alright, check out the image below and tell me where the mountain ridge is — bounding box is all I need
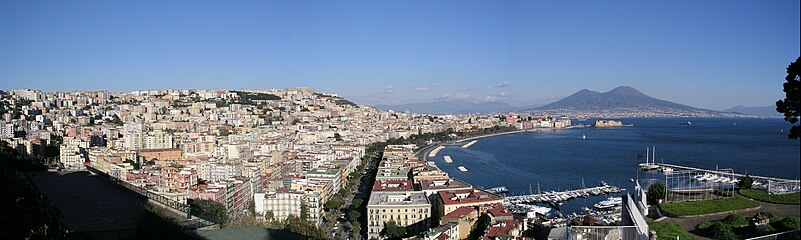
[533,86,705,111]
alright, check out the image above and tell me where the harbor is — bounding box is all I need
[504,183,625,205]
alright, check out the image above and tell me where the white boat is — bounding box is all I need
[443,155,453,163]
[458,166,469,172]
[582,134,586,139]
[594,197,623,209]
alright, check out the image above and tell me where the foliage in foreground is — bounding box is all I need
[740,189,800,205]
[189,199,230,225]
[659,197,759,217]
[647,221,700,240]
[775,56,801,139]
[697,213,800,239]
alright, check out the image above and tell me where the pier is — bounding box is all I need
[461,140,478,149]
[504,184,625,205]
[655,163,800,184]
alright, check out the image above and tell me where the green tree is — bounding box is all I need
[738,175,754,189]
[722,214,748,227]
[348,211,361,223]
[382,221,407,239]
[647,182,667,204]
[190,199,229,225]
[334,132,343,141]
[324,196,345,210]
[780,216,800,230]
[300,200,309,221]
[352,198,364,209]
[264,210,275,221]
[709,222,737,240]
[776,56,801,139]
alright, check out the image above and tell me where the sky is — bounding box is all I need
[1,0,798,110]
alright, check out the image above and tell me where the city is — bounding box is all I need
[1,1,799,240]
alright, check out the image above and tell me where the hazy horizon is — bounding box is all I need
[1,0,799,110]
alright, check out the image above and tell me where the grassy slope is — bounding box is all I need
[740,189,800,205]
[648,221,701,240]
[660,198,760,217]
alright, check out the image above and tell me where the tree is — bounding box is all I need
[348,211,361,223]
[382,221,407,239]
[738,175,754,189]
[324,196,345,210]
[299,200,309,221]
[352,198,364,209]
[189,199,229,225]
[709,222,737,240]
[264,210,275,221]
[776,56,801,139]
[334,132,343,141]
[647,182,667,204]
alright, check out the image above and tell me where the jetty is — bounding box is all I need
[443,155,454,163]
[504,184,625,205]
[461,140,478,149]
[428,146,445,157]
[655,163,800,184]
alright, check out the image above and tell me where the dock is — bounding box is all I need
[461,140,478,149]
[655,163,800,183]
[428,146,445,157]
[504,184,625,205]
[443,155,453,163]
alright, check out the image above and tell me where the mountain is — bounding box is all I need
[374,100,525,114]
[534,86,704,111]
[724,105,782,117]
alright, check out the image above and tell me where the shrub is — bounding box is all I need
[722,214,749,227]
[648,182,667,204]
[709,222,737,240]
[738,176,753,189]
[780,216,801,230]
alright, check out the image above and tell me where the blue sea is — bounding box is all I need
[432,118,800,214]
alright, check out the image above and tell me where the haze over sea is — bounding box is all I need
[432,118,800,213]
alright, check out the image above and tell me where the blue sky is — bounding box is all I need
[1,0,798,110]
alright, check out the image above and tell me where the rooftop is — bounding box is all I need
[418,178,472,191]
[368,191,430,206]
[372,179,414,192]
[438,188,503,206]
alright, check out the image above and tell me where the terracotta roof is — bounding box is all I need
[442,206,477,220]
[438,188,503,206]
[372,179,413,192]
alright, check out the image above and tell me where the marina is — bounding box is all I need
[443,155,453,163]
[504,183,625,205]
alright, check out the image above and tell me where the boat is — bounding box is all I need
[443,155,453,163]
[594,197,623,209]
[458,166,469,172]
[639,146,660,171]
[679,121,692,126]
[582,134,586,139]
[487,186,509,194]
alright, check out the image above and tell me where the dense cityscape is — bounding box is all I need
[2,1,799,240]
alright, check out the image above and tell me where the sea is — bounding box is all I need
[431,117,800,214]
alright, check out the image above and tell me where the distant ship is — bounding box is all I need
[679,121,692,126]
[582,134,586,140]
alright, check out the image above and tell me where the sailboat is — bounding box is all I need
[638,146,660,171]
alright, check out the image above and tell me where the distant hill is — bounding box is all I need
[534,86,705,112]
[374,100,529,114]
[724,105,782,117]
